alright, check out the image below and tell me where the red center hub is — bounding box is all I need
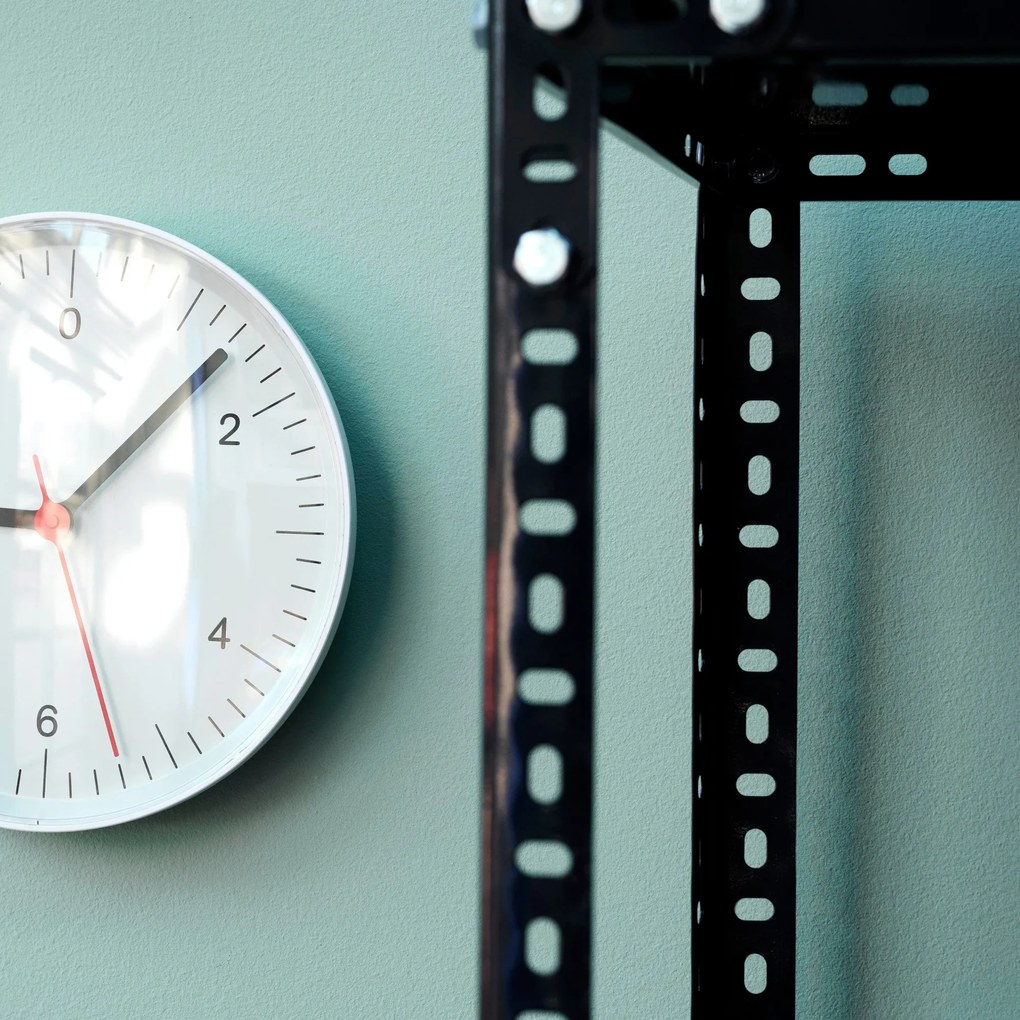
[34,498,71,544]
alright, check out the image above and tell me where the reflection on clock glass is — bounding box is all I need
[0,213,355,831]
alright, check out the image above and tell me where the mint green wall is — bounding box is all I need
[0,5,1015,1019]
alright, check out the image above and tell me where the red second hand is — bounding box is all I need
[32,454,119,758]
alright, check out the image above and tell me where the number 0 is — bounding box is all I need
[59,307,81,340]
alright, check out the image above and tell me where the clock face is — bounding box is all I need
[0,213,355,831]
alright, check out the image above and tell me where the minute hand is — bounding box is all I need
[64,348,228,513]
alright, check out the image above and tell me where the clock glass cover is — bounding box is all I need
[0,212,355,830]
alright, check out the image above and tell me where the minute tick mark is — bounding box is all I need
[240,644,282,673]
[290,446,315,456]
[291,584,316,593]
[227,698,246,719]
[121,255,129,281]
[283,419,306,430]
[155,723,178,769]
[209,304,226,325]
[177,288,204,331]
[259,367,282,384]
[276,530,324,536]
[299,503,324,509]
[253,392,295,418]
[296,557,321,564]
[142,756,152,780]
[243,678,265,696]
[167,274,180,298]
[283,610,307,621]
[244,344,265,362]
[68,772,73,799]
[296,474,321,482]
[118,764,126,789]
[94,769,100,795]
[15,769,21,795]
[188,731,202,754]
[228,323,247,343]
[18,254,24,279]
[69,249,76,298]
[272,634,295,647]
[42,748,48,798]
[208,716,225,738]
[45,250,50,276]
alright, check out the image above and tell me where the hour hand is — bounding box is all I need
[0,507,36,530]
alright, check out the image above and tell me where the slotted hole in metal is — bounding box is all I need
[749,331,772,371]
[889,153,927,176]
[523,158,577,183]
[747,579,770,618]
[525,917,561,976]
[517,668,574,705]
[520,499,575,535]
[736,897,775,921]
[749,208,772,247]
[891,83,929,106]
[810,154,867,176]
[515,840,573,878]
[740,400,779,423]
[533,67,568,121]
[740,524,779,548]
[738,648,777,673]
[748,454,771,494]
[521,327,577,364]
[737,773,776,797]
[746,704,769,743]
[528,743,563,803]
[812,81,868,106]
[744,954,768,994]
[740,277,780,300]
[529,573,564,632]
[532,403,566,462]
[744,828,767,868]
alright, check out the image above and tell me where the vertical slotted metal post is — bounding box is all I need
[692,187,800,1015]
[482,1,599,1017]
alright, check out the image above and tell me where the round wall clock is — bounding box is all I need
[0,212,355,831]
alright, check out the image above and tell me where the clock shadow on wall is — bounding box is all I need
[76,260,398,842]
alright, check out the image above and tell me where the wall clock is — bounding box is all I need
[0,212,355,831]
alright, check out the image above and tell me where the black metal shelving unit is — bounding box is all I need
[480,3,1020,1017]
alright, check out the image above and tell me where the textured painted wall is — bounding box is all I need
[0,4,1015,1019]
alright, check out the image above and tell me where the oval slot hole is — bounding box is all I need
[744,954,768,994]
[523,158,577,183]
[740,277,780,300]
[516,840,573,878]
[889,153,927,176]
[749,208,772,248]
[518,668,574,705]
[533,69,567,121]
[740,400,779,424]
[521,499,576,536]
[522,328,577,364]
[747,579,771,619]
[748,455,771,494]
[736,897,775,921]
[749,331,772,371]
[737,773,776,797]
[740,524,778,548]
[744,828,767,868]
[812,81,868,107]
[525,917,561,976]
[528,744,563,803]
[738,648,777,673]
[532,404,566,462]
[529,573,564,632]
[891,83,929,106]
[809,154,866,176]
[746,704,769,744]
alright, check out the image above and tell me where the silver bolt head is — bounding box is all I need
[514,229,571,287]
[526,0,583,34]
[710,0,768,34]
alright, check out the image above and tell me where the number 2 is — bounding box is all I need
[219,414,240,446]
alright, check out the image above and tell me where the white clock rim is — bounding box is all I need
[0,211,357,832]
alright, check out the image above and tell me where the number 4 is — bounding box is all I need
[208,618,230,649]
